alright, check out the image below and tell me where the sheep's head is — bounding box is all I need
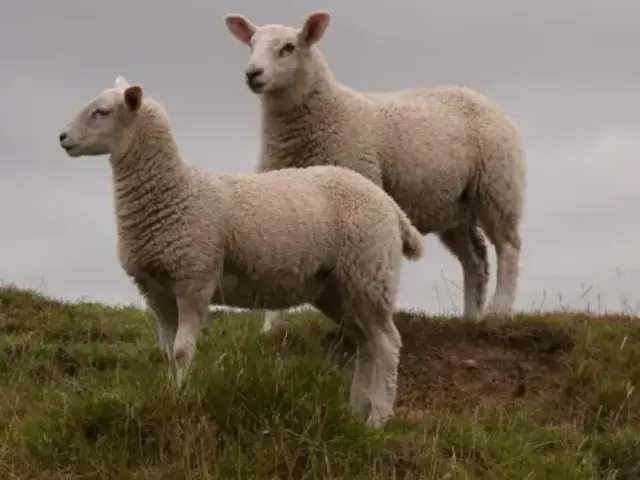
[59,76,144,157]
[224,11,330,95]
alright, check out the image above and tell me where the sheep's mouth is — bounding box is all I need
[61,143,81,156]
[247,81,266,94]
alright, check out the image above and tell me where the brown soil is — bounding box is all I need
[317,311,575,421]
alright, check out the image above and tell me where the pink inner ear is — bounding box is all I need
[228,18,252,44]
[310,17,322,30]
[303,14,328,43]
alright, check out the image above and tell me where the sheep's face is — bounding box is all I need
[225,11,330,95]
[59,76,144,158]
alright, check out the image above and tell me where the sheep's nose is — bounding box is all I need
[245,67,264,83]
[59,132,67,143]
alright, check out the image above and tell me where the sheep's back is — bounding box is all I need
[222,169,338,275]
[222,165,395,270]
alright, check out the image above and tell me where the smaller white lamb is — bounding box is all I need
[58,76,425,428]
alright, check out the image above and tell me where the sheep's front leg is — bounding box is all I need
[134,278,178,383]
[147,293,179,384]
[173,282,217,390]
[261,309,287,335]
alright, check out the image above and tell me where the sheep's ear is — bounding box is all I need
[123,85,143,112]
[114,76,130,89]
[224,14,256,46]
[299,11,330,46]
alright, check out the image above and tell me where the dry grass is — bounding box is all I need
[1,285,640,479]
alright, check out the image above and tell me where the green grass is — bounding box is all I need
[1,285,640,478]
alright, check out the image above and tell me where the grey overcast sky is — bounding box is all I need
[1,0,638,315]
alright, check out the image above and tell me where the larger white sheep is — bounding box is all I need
[58,76,425,428]
[223,11,526,332]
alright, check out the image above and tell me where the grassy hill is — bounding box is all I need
[1,285,640,479]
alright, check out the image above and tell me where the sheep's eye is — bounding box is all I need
[279,43,295,57]
[91,108,111,119]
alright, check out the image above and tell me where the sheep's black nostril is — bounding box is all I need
[59,132,67,142]
[245,68,264,83]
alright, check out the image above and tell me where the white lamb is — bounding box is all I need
[223,11,526,333]
[58,76,425,428]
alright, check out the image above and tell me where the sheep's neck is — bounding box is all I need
[264,79,335,120]
[259,67,343,169]
[109,111,188,223]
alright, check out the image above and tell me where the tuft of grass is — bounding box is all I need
[1,284,640,478]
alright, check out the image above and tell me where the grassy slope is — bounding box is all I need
[1,286,640,479]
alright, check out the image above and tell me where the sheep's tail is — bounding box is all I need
[391,201,424,260]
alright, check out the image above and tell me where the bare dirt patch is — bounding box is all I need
[318,311,575,421]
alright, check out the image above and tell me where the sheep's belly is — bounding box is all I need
[211,270,329,310]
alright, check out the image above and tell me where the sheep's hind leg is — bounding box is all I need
[363,319,402,429]
[341,315,402,429]
[484,225,521,316]
[477,199,522,316]
[439,223,489,319]
[322,313,372,418]
[328,254,401,428]
[314,293,372,419]
[325,307,399,427]
[173,282,217,390]
[350,332,375,419]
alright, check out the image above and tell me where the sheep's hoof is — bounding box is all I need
[365,408,393,429]
[349,397,370,417]
[260,326,290,345]
[260,326,277,336]
[168,360,191,392]
[485,296,514,318]
[464,314,484,323]
[260,322,287,336]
